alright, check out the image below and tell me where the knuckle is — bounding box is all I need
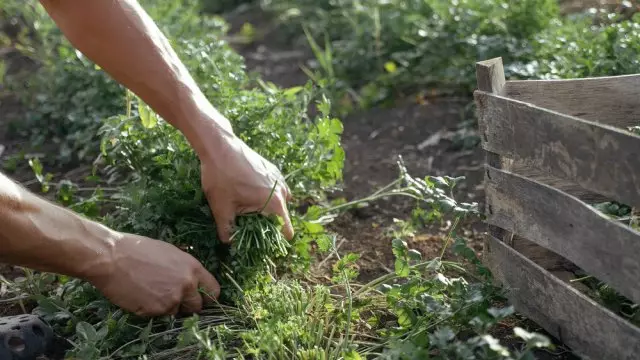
[169,292,183,307]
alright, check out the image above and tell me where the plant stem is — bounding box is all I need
[314,185,421,218]
[439,216,461,259]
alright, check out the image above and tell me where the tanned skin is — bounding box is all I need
[0,0,293,317]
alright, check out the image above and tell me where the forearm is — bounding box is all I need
[0,172,116,280]
[38,0,233,157]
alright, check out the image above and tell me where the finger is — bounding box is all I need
[195,265,221,304]
[167,302,181,316]
[211,201,237,244]
[283,184,293,202]
[264,197,294,241]
[180,288,203,314]
[281,209,294,241]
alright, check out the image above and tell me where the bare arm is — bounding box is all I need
[0,172,115,279]
[38,0,293,243]
[0,0,293,315]
[0,171,220,316]
[39,0,231,156]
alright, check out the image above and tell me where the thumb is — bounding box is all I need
[212,202,237,244]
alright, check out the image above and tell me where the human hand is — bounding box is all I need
[87,233,220,317]
[199,133,294,244]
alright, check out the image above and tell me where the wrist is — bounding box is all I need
[71,220,120,283]
[178,104,238,161]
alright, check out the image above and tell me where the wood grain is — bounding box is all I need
[474,57,569,270]
[503,159,610,203]
[476,57,505,94]
[504,74,640,129]
[485,166,640,305]
[485,235,640,360]
[474,90,640,208]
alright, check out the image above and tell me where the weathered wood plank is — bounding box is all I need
[474,90,640,208]
[476,57,505,94]
[485,235,640,360]
[485,166,640,305]
[503,159,610,203]
[504,74,640,128]
[475,57,569,270]
[476,57,510,243]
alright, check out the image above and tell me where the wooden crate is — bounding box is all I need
[474,57,640,360]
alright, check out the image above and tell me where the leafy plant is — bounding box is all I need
[261,0,640,110]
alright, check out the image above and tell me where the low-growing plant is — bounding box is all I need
[260,0,640,110]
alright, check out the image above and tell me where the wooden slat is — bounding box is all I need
[476,57,507,241]
[475,57,576,272]
[504,159,609,203]
[484,235,640,360]
[504,74,640,129]
[475,90,640,209]
[476,57,505,94]
[485,166,640,305]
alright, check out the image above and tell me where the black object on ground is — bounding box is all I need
[0,314,53,360]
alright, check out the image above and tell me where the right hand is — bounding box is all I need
[87,233,220,317]
[198,133,294,244]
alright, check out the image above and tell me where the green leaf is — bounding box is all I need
[344,252,361,264]
[140,319,153,343]
[35,295,63,316]
[384,61,397,73]
[240,22,255,40]
[283,86,303,98]
[76,321,98,343]
[431,176,449,187]
[487,306,515,320]
[0,60,5,84]
[432,326,455,345]
[395,258,410,277]
[343,350,362,360]
[316,235,332,252]
[396,308,412,327]
[514,327,552,348]
[96,325,109,341]
[408,249,422,261]
[437,198,457,211]
[138,98,158,129]
[304,221,325,235]
[480,334,510,356]
[391,239,408,258]
[317,95,332,117]
[28,157,44,183]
